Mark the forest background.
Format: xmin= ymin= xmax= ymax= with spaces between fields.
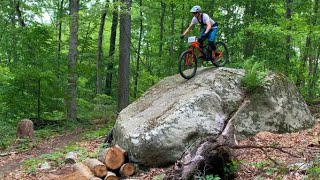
xmin=0 ymin=0 xmax=319 ymax=148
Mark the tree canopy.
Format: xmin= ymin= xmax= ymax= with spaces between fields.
xmin=0 ymin=0 xmax=319 ymax=131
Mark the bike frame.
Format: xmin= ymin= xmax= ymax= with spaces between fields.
xmin=188 ymin=41 xmax=210 ymax=60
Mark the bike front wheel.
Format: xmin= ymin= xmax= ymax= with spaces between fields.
xmin=178 ymin=49 xmax=197 ymax=79
xmin=213 ymin=41 xmax=229 ymax=67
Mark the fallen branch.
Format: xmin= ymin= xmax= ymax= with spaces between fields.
xmin=0 ymin=151 xmax=17 ymax=157
xmin=223 ymin=144 xmax=300 ymax=158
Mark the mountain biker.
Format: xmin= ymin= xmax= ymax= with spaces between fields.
xmin=180 ymin=5 xmax=221 ymax=60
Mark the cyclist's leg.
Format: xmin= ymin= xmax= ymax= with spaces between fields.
xmin=208 ymin=27 xmax=218 ymax=50
xmin=199 ymin=27 xmax=207 ymax=47
xmin=208 ymin=27 xmax=221 ymax=58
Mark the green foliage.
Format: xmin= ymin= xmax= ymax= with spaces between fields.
xmin=250 ymin=160 xmax=291 ymax=178
xmin=152 ymin=173 xmax=166 ymax=180
xmin=0 ymin=0 xmax=320 ymax=155
xmin=83 ymin=119 xmax=115 ymax=140
xmin=22 ymin=143 xmax=90 ymax=173
xmin=241 ymin=59 xmax=268 ymax=93
xmin=15 ymin=139 xmax=33 ymax=152
xmin=194 ymin=174 xmax=221 ymax=180
xmin=77 ymin=94 xmax=117 ymax=120
xmin=23 ymin=158 xmax=42 ymax=173
xmin=306 ymin=158 xmax=320 ymax=178
xmin=224 ymin=160 xmax=238 ymax=176
xmin=0 ymin=120 xmax=15 ymax=149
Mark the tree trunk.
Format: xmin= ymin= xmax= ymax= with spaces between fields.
xmin=285 ymin=0 xmax=292 ymax=74
xmin=169 ymin=3 xmax=174 ymax=61
xmin=85 ymin=158 xmax=107 ymax=177
xmin=97 ymin=5 xmax=107 ymax=95
xmin=9 ymin=0 xmax=17 ymax=63
xmin=159 ymin=0 xmax=166 ymax=58
xmin=56 ymin=0 xmax=64 ymax=69
xmin=243 ymin=1 xmax=256 ymax=58
xmin=37 ymin=78 xmax=41 ymax=120
xmin=105 ymin=1 xmax=119 ymax=96
xmin=15 ymin=0 xmax=25 ymax=27
xmin=66 ymin=0 xmax=79 ymax=121
xmin=305 ymin=0 xmax=319 ymax=99
xmin=118 ymin=0 xmax=132 ymax=112
xmin=133 ymin=0 xmax=143 ymax=99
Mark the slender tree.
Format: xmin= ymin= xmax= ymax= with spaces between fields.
xmin=56 ymin=0 xmax=65 ymax=71
xmin=133 ymin=0 xmax=143 ymax=98
xmin=243 ymin=1 xmax=256 ymax=58
xmin=66 ymin=0 xmax=79 ymax=120
xmin=159 ymin=0 xmax=166 ymax=58
xmin=285 ymin=0 xmax=292 ymax=74
xmin=96 ymin=3 xmax=108 ymax=95
xmin=15 ymin=0 xmax=25 ymax=27
xmin=169 ymin=3 xmax=174 ymax=60
xmin=106 ymin=1 xmax=119 ymax=96
xmin=118 ymin=0 xmax=132 ymax=112
xmin=307 ymin=0 xmax=319 ymax=99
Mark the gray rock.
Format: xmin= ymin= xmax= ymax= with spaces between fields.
xmin=113 ymin=68 xmax=314 ymax=167
xmin=230 ymin=73 xmax=314 ymax=140
xmin=39 ymin=161 xmax=51 ymax=170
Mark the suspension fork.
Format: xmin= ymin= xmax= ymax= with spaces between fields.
xmin=186 ymin=46 xmax=195 ymax=66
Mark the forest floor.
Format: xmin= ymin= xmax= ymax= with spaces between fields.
xmin=1 ymin=107 xmax=320 ymax=180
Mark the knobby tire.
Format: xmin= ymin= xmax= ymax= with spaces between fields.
xmin=178 ymin=49 xmax=197 ymax=79
xmin=213 ymin=41 xmax=229 ymax=67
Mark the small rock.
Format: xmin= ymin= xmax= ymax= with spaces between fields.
xmin=39 ymin=161 xmax=51 ymax=170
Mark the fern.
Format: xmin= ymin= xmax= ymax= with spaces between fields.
xmin=241 ymin=60 xmax=268 ymax=93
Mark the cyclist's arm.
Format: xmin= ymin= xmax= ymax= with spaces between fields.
xmin=204 ymin=20 xmax=212 ymax=34
xmin=182 ymin=23 xmax=195 ymax=36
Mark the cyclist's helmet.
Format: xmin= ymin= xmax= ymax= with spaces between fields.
xmin=190 ymin=5 xmax=202 ymax=13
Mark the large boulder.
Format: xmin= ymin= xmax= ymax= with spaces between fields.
xmin=229 ymin=73 xmax=315 ymax=140
xmin=113 ymin=67 xmax=314 ymax=167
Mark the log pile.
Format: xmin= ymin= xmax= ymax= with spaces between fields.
xmin=62 ymin=145 xmax=136 ymax=180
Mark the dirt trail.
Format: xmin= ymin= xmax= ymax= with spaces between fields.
xmin=0 ymin=129 xmax=83 ymax=178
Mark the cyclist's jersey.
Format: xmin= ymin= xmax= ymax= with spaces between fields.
xmin=191 ymin=13 xmax=217 ymax=28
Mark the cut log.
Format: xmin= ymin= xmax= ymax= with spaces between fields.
xmin=84 ymin=158 xmax=107 ymax=177
xmin=98 ymin=146 xmax=125 ymax=170
xmin=114 ymin=144 xmax=128 ymax=156
xmin=119 ymin=163 xmax=136 ymax=177
xmin=91 ymin=177 xmax=102 ymax=180
xmin=73 ymin=162 xmax=97 ymax=180
xmin=65 ymin=152 xmax=78 ymax=164
xmin=58 ymin=171 xmax=87 ymax=180
xmin=104 ymin=171 xmax=118 ymax=180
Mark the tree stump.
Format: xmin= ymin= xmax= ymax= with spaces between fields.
xmin=98 ymin=145 xmax=125 ymax=170
xmin=84 ymin=158 xmax=107 ymax=177
xmin=16 ymin=119 xmax=34 ymax=143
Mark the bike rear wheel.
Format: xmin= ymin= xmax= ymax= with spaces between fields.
xmin=213 ymin=41 xmax=229 ymax=67
xmin=178 ymin=49 xmax=197 ymax=79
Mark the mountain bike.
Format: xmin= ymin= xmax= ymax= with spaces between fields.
xmin=178 ymin=36 xmax=229 ymax=79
